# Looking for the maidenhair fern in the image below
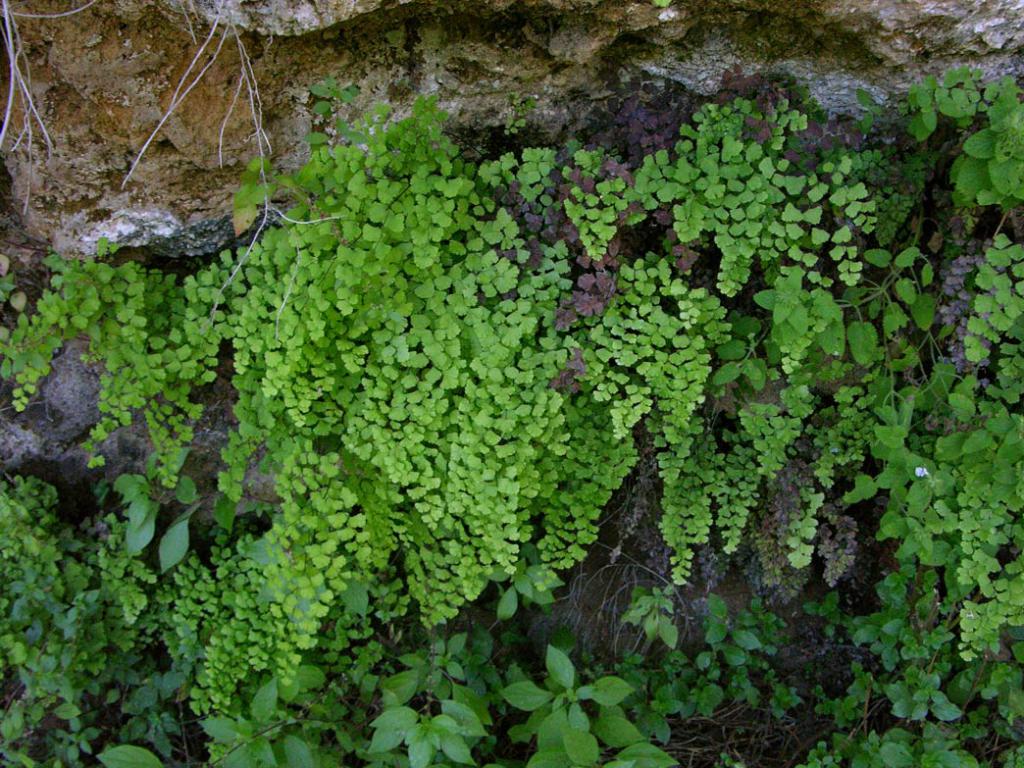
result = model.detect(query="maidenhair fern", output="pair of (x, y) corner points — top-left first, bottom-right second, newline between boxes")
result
(4, 69), (1024, 716)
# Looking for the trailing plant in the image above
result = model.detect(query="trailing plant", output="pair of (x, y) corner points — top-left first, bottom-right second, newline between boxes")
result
(0, 240), (220, 488)
(3, 67), (1024, 768)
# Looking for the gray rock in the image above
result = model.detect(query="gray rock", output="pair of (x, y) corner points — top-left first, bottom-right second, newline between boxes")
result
(146, 214), (239, 259)
(0, 341), (108, 506)
(0, 336), (240, 510)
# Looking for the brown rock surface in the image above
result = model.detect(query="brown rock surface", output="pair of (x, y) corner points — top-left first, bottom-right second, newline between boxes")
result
(0, 0), (1021, 257)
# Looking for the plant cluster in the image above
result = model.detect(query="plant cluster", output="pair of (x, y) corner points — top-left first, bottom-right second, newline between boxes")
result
(1, 476), (1023, 767)
(0, 477), (157, 765)
(1, 66), (1024, 767)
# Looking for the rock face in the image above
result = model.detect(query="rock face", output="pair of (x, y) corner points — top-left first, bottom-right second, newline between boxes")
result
(0, 0), (1022, 258)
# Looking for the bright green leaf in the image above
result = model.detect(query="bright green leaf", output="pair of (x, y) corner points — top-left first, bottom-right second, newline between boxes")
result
(502, 681), (554, 711)
(158, 517), (190, 573)
(98, 746), (163, 768)
(562, 728), (599, 766)
(546, 645), (575, 690)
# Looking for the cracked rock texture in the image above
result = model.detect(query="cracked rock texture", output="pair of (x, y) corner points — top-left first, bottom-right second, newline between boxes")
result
(0, 0), (1021, 258)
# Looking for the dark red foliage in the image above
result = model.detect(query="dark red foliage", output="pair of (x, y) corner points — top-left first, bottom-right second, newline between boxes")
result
(673, 243), (700, 273)
(549, 347), (588, 393)
(492, 81), (701, 331)
(717, 66), (802, 112)
(574, 271), (617, 316)
(585, 83), (695, 164)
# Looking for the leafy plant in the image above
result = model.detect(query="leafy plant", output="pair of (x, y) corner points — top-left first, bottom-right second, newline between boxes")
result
(500, 645), (673, 768)
(5, 67), (1024, 768)
(112, 452), (199, 570)
(506, 92), (538, 136)
(0, 477), (158, 766)
(621, 587), (679, 649)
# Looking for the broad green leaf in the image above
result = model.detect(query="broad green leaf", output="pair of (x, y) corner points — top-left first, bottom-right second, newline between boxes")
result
(114, 474), (148, 499)
(930, 692), (962, 721)
(696, 683), (724, 716)
(527, 750), (572, 768)
(250, 678), (277, 722)
(567, 702), (589, 731)
(615, 742), (676, 768)
(704, 619), (727, 645)
(562, 728), (599, 766)
(720, 644), (747, 666)
(947, 390), (975, 419)
(440, 732), (473, 764)
(911, 294), (936, 330)
(753, 290), (776, 310)
(546, 645), (575, 690)
(894, 247), (920, 269)
(706, 594), (728, 620)
(952, 156), (990, 205)
(894, 278), (917, 305)
(963, 128), (996, 159)
(126, 497), (153, 529)
(98, 746), (163, 768)
(284, 735), (316, 768)
(716, 339), (746, 360)
(370, 706), (419, 752)
(125, 510), (156, 555)
(54, 702), (80, 720)
(201, 717), (239, 744)
(453, 683), (493, 726)
(174, 476), (197, 504)
(223, 745), (253, 768)
(382, 669), (420, 706)
(497, 587), (518, 620)
(295, 664), (326, 691)
(502, 680), (553, 711)
(213, 495), (236, 532)
(538, 708), (571, 751)
(909, 108), (937, 141)
(1, 706), (23, 741)
(408, 728), (435, 768)
(593, 713), (643, 748)
(878, 741), (914, 767)
(884, 303), (909, 336)
(712, 362), (741, 387)
(583, 676), (633, 706)
(441, 700), (486, 737)
(341, 581), (370, 616)
(731, 629), (762, 651)
(961, 429), (994, 454)
(741, 358), (767, 392)
(864, 249), (891, 267)
(232, 200), (259, 237)
(846, 321), (879, 365)
(843, 474), (877, 504)
(990, 158), (1023, 195)
(159, 517), (190, 573)
(657, 619), (678, 649)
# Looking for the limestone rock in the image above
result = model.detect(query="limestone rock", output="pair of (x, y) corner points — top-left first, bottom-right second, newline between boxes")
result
(0, 0), (1021, 257)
